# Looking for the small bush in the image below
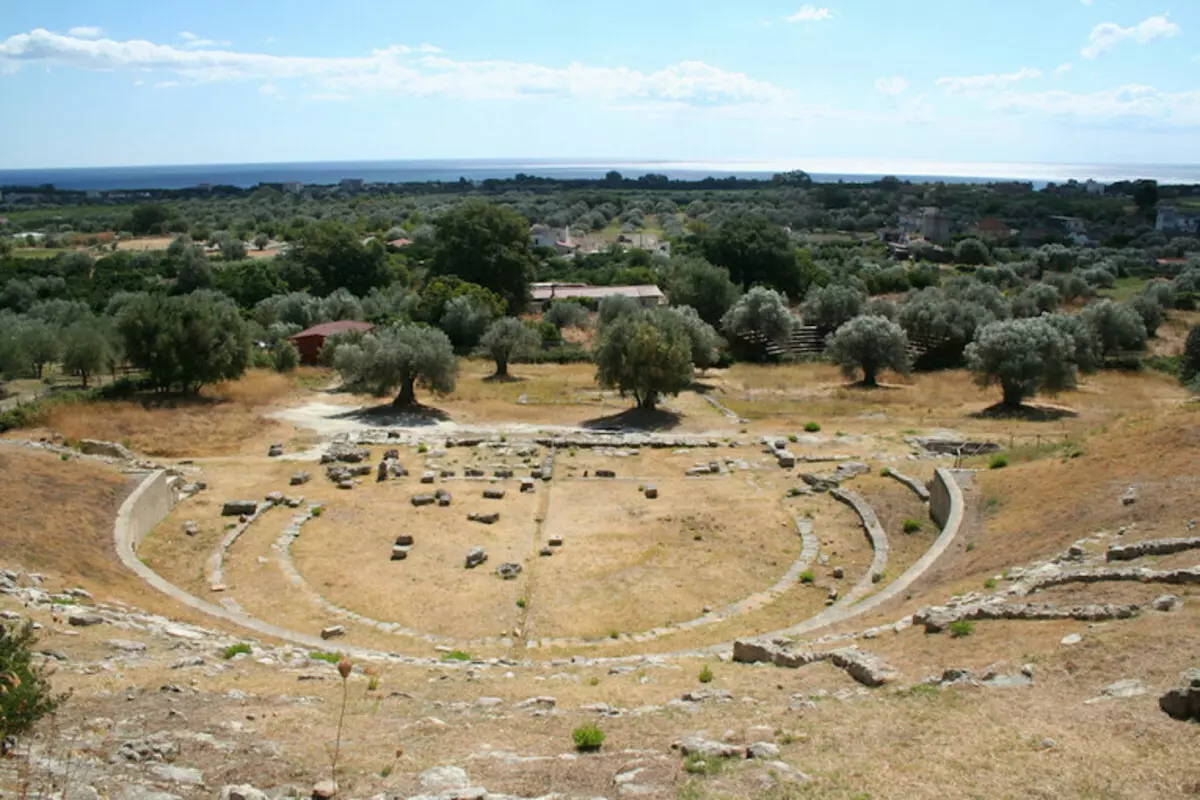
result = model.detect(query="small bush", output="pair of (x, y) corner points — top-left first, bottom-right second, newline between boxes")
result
(902, 519), (922, 534)
(588, 676), (600, 686)
(966, 542), (977, 552)
(608, 629), (620, 639)
(984, 578), (997, 590)
(310, 651), (341, 664)
(441, 650), (472, 662)
(310, 505), (323, 517)
(989, 454), (1009, 469)
(367, 675), (380, 691)
(0, 620), (70, 744)
(804, 421), (821, 433)
(788, 434), (798, 443)
(698, 664), (714, 683)
(684, 753), (724, 775)
(799, 570), (815, 584)
(222, 642), (252, 659)
(516, 598), (526, 608)
(417, 443), (428, 454)
(879, 467), (891, 477)
(573, 723), (606, 752)
(949, 620), (974, 638)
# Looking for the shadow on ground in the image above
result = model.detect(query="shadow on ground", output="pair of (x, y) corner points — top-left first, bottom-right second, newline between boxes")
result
(331, 403), (452, 428)
(582, 407), (682, 432)
(970, 402), (1079, 422)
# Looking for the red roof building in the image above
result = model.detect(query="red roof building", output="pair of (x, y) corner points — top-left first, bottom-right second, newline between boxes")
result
(287, 320), (373, 365)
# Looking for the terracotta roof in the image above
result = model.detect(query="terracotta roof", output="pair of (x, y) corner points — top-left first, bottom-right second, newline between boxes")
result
(288, 320), (374, 340)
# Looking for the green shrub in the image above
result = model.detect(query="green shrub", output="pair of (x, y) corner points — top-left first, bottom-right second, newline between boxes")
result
(949, 620), (974, 638)
(902, 519), (922, 534)
(804, 421), (821, 433)
(441, 650), (472, 662)
(273, 341), (300, 373)
(788, 434), (798, 443)
(698, 664), (714, 683)
(799, 570), (815, 584)
(608, 629), (620, 640)
(984, 578), (997, 590)
(684, 752), (724, 775)
(989, 454), (1009, 469)
(222, 642), (252, 659)
(309, 651), (341, 664)
(572, 723), (606, 752)
(516, 598), (526, 608)
(1, 620), (70, 744)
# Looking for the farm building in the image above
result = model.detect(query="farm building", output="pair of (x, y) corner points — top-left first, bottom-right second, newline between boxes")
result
(529, 283), (665, 310)
(287, 320), (373, 364)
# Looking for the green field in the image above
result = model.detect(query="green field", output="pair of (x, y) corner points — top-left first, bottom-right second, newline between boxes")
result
(3, 203), (140, 223)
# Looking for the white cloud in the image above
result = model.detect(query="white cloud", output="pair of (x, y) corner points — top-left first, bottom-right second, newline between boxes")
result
(785, 5), (833, 23)
(310, 92), (350, 102)
(1081, 14), (1180, 59)
(1055, 62), (1073, 74)
(153, 80), (178, 89)
(179, 31), (232, 49)
(997, 85), (1200, 126)
(874, 76), (909, 95)
(258, 83), (277, 94)
(0, 28), (794, 109)
(936, 67), (1042, 94)
(1081, 0), (1092, 5)
(67, 26), (104, 39)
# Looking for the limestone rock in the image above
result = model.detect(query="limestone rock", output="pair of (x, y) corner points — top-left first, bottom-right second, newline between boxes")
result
(68, 613), (105, 627)
(1121, 485), (1138, 506)
(220, 786), (269, 800)
(483, 487), (506, 500)
(221, 500), (257, 517)
(80, 439), (135, 460)
(1159, 668), (1200, 721)
(465, 548), (488, 569)
(320, 625), (345, 640)
(496, 562), (522, 580)
(1153, 594), (1183, 612)
(468, 512), (499, 525)
(746, 741), (780, 759)
(419, 766), (470, 794)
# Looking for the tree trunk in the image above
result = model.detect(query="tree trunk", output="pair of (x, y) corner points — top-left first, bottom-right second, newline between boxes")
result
(393, 376), (417, 407)
(638, 391), (658, 411)
(494, 358), (509, 378)
(1001, 383), (1024, 408)
(81, 371), (90, 389)
(862, 367), (878, 388)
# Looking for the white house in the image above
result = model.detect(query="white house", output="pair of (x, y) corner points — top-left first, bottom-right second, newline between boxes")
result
(1156, 206), (1200, 235)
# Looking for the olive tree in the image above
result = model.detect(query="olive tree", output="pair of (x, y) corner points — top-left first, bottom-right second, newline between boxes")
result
(333, 323), (457, 407)
(898, 289), (996, 369)
(118, 291), (251, 394)
(721, 286), (794, 351)
(543, 300), (590, 331)
(478, 317), (540, 378)
(60, 315), (114, 388)
(1183, 324), (1200, 382)
(825, 315), (910, 388)
(440, 294), (494, 351)
(664, 256), (740, 326)
(802, 284), (865, 330)
(15, 318), (60, 379)
(1044, 313), (1102, 374)
(594, 310), (693, 411)
(965, 317), (1077, 408)
(1129, 294), (1164, 338)
(1079, 300), (1147, 359)
(597, 294), (642, 326)
(954, 238), (992, 266)
(1011, 283), (1060, 318)
(658, 305), (722, 372)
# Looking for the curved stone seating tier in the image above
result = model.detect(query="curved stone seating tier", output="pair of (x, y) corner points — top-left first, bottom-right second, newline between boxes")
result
(116, 463), (969, 665)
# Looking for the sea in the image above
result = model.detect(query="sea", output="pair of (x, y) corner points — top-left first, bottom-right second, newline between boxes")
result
(1, 158), (1198, 192)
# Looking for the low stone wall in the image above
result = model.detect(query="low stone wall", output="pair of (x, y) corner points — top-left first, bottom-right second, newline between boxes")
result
(121, 470), (178, 549)
(929, 469), (954, 529)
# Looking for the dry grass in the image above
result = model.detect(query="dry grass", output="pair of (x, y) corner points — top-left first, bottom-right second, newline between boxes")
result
(32, 369), (323, 458)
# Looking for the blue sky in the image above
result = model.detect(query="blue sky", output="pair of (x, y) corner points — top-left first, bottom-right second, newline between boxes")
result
(0, 0), (1197, 169)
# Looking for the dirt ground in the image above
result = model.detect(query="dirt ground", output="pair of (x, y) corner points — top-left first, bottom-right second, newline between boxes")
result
(3, 363), (1199, 799)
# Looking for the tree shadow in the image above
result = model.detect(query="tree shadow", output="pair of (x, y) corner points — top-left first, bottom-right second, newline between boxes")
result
(969, 403), (1079, 422)
(332, 402), (452, 428)
(582, 407), (683, 432)
(482, 374), (526, 384)
(840, 380), (909, 391)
